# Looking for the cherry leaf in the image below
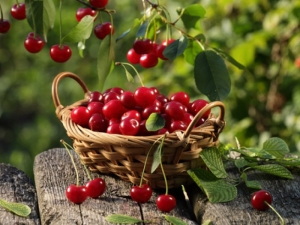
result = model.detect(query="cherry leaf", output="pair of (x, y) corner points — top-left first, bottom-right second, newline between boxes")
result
(105, 214), (143, 224)
(62, 16), (95, 43)
(184, 39), (203, 65)
(263, 137), (290, 159)
(0, 199), (31, 217)
(136, 21), (148, 38)
(240, 172), (262, 189)
(163, 36), (189, 60)
(179, 4), (206, 29)
(187, 168), (237, 203)
(151, 139), (164, 173)
(146, 113), (165, 132)
(250, 164), (294, 179)
(194, 50), (231, 101)
(25, 0), (55, 41)
(116, 18), (140, 42)
(164, 215), (187, 225)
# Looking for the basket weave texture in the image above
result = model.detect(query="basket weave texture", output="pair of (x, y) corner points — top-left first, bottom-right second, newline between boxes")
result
(52, 72), (226, 189)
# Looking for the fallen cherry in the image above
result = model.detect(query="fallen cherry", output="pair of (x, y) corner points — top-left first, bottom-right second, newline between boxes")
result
(66, 184), (87, 204)
(130, 184), (152, 203)
(156, 194), (176, 212)
(85, 177), (106, 199)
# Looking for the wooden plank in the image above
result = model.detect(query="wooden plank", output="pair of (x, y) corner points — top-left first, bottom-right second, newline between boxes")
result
(34, 148), (198, 225)
(187, 166), (300, 225)
(0, 163), (40, 225)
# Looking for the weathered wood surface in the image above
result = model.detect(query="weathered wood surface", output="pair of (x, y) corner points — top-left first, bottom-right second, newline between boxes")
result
(186, 167), (300, 225)
(34, 148), (198, 225)
(0, 163), (40, 225)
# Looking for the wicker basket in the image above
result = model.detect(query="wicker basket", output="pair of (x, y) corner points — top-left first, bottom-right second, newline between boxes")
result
(52, 72), (226, 189)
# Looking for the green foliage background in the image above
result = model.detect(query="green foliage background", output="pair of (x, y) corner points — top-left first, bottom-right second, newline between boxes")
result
(0, 0), (299, 179)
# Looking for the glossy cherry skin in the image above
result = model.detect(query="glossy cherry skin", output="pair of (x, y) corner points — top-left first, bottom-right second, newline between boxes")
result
(85, 178), (106, 198)
(11, 3), (26, 20)
(140, 53), (158, 68)
(50, 44), (72, 63)
(0, 20), (11, 33)
(156, 194), (176, 212)
(89, 113), (107, 132)
(89, 91), (103, 102)
(89, 0), (109, 8)
(102, 99), (127, 120)
(71, 106), (91, 127)
(189, 99), (210, 118)
(170, 91), (190, 107)
(251, 190), (272, 211)
(94, 22), (114, 40)
(120, 91), (136, 109)
(24, 32), (45, 53)
(121, 110), (141, 122)
(127, 48), (141, 64)
(119, 118), (140, 136)
(66, 185), (87, 204)
(76, 7), (97, 22)
(106, 123), (122, 134)
(164, 101), (185, 120)
(134, 87), (157, 108)
(133, 39), (153, 54)
(130, 184), (152, 203)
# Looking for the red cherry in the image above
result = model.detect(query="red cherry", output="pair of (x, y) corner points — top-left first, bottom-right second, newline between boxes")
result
(66, 185), (87, 204)
(50, 44), (72, 63)
(156, 44), (168, 60)
(11, 3), (26, 20)
(87, 102), (104, 115)
(164, 101), (185, 120)
(137, 120), (156, 136)
(142, 105), (160, 119)
(119, 118), (140, 136)
(71, 106), (91, 127)
(102, 99), (127, 120)
(89, 0), (109, 8)
(169, 120), (187, 133)
(251, 190), (273, 211)
(156, 194), (176, 212)
(24, 32), (45, 53)
(94, 22), (114, 40)
(156, 94), (169, 106)
(85, 178), (106, 198)
(189, 99), (210, 118)
(89, 91), (103, 102)
(121, 110), (141, 122)
(107, 123), (122, 134)
(89, 113), (107, 132)
(133, 39), (153, 54)
(140, 53), (158, 68)
(170, 91), (190, 107)
(103, 91), (120, 104)
(110, 87), (124, 95)
(0, 19), (11, 33)
(134, 87), (157, 108)
(130, 184), (152, 203)
(76, 7), (97, 22)
(162, 39), (175, 46)
(183, 113), (194, 126)
(157, 127), (169, 135)
(127, 48), (141, 64)
(120, 91), (136, 109)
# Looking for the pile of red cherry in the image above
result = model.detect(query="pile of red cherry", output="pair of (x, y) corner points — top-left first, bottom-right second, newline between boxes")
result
(127, 39), (175, 68)
(70, 86), (211, 136)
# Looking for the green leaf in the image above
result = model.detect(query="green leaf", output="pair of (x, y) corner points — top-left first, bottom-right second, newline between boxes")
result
(187, 168), (237, 203)
(146, 113), (165, 132)
(164, 215), (187, 225)
(250, 164), (294, 179)
(97, 36), (115, 91)
(212, 48), (246, 70)
(136, 22), (148, 38)
(263, 137), (290, 159)
(202, 220), (212, 225)
(105, 214), (143, 224)
(116, 18), (140, 42)
(200, 147), (228, 178)
(0, 199), (31, 217)
(25, 0), (55, 41)
(277, 157), (300, 167)
(240, 172), (262, 189)
(184, 39), (203, 65)
(163, 36), (189, 60)
(194, 50), (231, 101)
(151, 140), (164, 173)
(78, 41), (86, 58)
(234, 158), (253, 170)
(180, 4), (206, 29)
(62, 16), (95, 43)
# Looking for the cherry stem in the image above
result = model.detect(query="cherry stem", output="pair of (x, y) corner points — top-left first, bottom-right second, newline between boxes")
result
(60, 140), (80, 186)
(115, 62), (144, 86)
(0, 4), (3, 21)
(265, 201), (285, 225)
(158, 135), (168, 194)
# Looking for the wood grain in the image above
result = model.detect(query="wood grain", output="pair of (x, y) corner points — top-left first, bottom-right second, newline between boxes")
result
(0, 163), (40, 225)
(34, 148), (198, 225)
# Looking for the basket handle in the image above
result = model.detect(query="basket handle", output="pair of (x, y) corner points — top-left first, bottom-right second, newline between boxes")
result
(52, 72), (90, 108)
(184, 101), (225, 138)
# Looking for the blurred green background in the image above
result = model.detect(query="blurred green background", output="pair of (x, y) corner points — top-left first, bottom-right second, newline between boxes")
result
(1, 0), (299, 179)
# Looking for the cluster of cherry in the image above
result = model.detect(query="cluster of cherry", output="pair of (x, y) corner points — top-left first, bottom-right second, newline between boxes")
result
(70, 86), (210, 136)
(0, 0), (113, 63)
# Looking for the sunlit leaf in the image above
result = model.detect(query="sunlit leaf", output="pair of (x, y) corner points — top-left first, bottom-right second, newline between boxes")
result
(179, 4), (206, 29)
(164, 215), (187, 225)
(0, 199), (31, 217)
(250, 164), (294, 179)
(194, 50), (231, 101)
(105, 214), (143, 224)
(263, 137), (290, 159)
